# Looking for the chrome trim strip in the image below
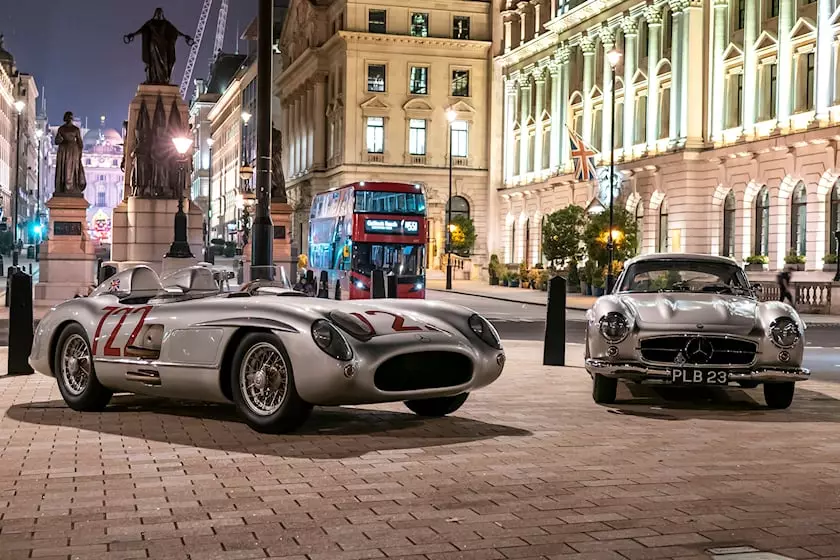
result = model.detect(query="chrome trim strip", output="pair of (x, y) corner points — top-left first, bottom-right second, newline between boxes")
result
(96, 357), (209, 369)
(194, 318), (300, 333)
(586, 359), (810, 382)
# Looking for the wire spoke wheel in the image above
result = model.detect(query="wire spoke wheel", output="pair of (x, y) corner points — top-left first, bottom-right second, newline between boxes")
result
(60, 334), (92, 397)
(239, 342), (289, 416)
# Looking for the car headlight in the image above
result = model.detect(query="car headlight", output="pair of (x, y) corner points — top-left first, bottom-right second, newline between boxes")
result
(769, 317), (800, 348)
(311, 320), (354, 361)
(599, 312), (630, 343)
(469, 314), (502, 350)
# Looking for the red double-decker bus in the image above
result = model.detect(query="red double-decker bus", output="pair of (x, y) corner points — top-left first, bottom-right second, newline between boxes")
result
(308, 181), (427, 299)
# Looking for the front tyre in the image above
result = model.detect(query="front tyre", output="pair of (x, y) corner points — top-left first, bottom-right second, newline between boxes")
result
(405, 393), (469, 417)
(54, 323), (112, 412)
(230, 332), (312, 433)
(592, 373), (618, 404)
(764, 382), (795, 409)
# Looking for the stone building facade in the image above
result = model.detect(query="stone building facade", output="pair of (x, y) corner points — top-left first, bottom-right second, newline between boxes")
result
(493, 0), (840, 278)
(276, 0), (493, 270)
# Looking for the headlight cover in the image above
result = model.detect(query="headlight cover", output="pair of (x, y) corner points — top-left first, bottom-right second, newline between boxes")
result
(599, 312), (630, 343)
(469, 314), (502, 350)
(769, 317), (800, 348)
(311, 320), (354, 361)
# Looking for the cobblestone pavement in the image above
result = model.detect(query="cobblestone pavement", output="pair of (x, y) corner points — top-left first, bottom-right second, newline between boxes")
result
(4, 342), (840, 559)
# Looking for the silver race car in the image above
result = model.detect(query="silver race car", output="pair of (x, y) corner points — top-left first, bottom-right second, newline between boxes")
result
(585, 253), (809, 409)
(29, 265), (506, 433)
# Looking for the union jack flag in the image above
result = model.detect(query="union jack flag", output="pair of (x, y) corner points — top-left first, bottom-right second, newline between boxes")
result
(108, 278), (120, 292)
(568, 127), (598, 182)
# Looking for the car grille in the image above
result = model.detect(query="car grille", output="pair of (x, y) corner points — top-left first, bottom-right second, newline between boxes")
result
(639, 336), (757, 366)
(374, 351), (473, 392)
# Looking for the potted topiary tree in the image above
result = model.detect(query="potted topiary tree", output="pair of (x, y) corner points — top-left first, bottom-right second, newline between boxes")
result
(519, 262), (529, 288)
(488, 254), (501, 285)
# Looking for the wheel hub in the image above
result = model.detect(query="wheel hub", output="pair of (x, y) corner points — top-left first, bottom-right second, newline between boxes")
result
(253, 370), (267, 390)
(67, 357), (79, 376)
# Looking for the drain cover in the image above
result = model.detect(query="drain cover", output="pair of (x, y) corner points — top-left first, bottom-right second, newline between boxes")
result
(707, 547), (794, 560)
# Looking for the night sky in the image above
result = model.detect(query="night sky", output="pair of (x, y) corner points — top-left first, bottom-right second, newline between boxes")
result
(0, 0), (258, 130)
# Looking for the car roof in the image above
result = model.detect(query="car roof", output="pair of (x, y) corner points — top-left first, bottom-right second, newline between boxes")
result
(623, 253), (739, 266)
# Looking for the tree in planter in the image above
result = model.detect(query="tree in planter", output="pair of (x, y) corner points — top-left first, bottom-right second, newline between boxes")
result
(583, 206), (638, 268)
(449, 215), (476, 257)
(488, 254), (501, 285)
(542, 205), (586, 268)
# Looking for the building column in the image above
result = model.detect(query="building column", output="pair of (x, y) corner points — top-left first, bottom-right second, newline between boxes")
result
(669, 1), (683, 145)
(622, 18), (638, 154)
(645, 6), (662, 152)
(558, 45), (572, 167)
(742, 0), (759, 135)
(777, 0), (795, 129)
(682, 0), (704, 147)
(519, 78), (532, 176)
(601, 27), (616, 157)
(503, 11), (515, 52)
(289, 96), (297, 176)
(504, 78), (518, 182)
(295, 95), (304, 175)
(816, 0), (833, 122)
(518, 4), (530, 45)
(313, 75), (327, 169)
(548, 62), (561, 171)
(581, 37), (596, 148)
(711, 0), (728, 141)
(534, 72), (546, 172)
(531, 0), (543, 37)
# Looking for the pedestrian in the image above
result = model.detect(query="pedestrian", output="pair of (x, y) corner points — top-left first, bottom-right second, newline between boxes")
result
(777, 265), (794, 307)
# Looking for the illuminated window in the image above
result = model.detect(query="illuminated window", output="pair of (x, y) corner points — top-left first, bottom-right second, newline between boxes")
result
(368, 9), (386, 33)
(451, 70), (470, 97)
(453, 16), (470, 39)
(410, 13), (429, 37)
(450, 120), (468, 158)
(366, 117), (384, 153)
(754, 186), (770, 255)
(367, 64), (386, 92)
(722, 191), (735, 257)
(409, 66), (428, 95)
(790, 182), (807, 255)
(408, 119), (426, 155)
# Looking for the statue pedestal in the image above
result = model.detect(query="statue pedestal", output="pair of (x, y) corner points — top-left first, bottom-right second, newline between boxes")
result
(272, 202), (295, 283)
(111, 197), (203, 275)
(34, 195), (98, 305)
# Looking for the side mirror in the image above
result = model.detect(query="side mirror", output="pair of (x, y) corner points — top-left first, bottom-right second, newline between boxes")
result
(751, 283), (763, 293)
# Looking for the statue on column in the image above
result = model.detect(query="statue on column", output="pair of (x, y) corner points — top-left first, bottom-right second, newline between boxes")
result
(123, 8), (194, 85)
(131, 102), (152, 197)
(54, 111), (87, 196)
(271, 127), (288, 204)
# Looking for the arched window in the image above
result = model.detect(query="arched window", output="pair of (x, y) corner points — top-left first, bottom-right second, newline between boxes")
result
(657, 198), (669, 252)
(754, 187), (770, 256)
(540, 215), (546, 264)
(635, 202), (644, 254)
(446, 196), (470, 220)
(722, 191), (736, 257)
(830, 182), (840, 256)
(524, 218), (531, 266)
(790, 182), (807, 256)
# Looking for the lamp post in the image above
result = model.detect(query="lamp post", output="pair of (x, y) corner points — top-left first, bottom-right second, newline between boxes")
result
(606, 48), (622, 293)
(834, 230), (840, 282)
(11, 99), (25, 267)
(445, 107), (457, 290)
(166, 136), (195, 259)
(34, 128), (43, 261)
(205, 137), (215, 263)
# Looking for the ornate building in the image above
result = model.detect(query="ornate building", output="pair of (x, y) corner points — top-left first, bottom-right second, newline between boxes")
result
(276, 0), (493, 269)
(493, 0), (840, 277)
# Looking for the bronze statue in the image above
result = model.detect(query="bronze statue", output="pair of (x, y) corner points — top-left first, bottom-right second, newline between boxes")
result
(271, 127), (287, 204)
(54, 112), (86, 195)
(131, 101), (152, 197)
(123, 8), (194, 85)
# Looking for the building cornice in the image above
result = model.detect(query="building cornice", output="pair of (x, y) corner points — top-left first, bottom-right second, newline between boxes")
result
(337, 31), (491, 53)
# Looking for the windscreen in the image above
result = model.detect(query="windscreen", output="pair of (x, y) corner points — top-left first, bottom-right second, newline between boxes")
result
(617, 260), (751, 295)
(352, 242), (425, 277)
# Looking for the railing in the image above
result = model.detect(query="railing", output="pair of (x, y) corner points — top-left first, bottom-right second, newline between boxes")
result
(407, 154), (427, 165)
(756, 282), (833, 314)
(366, 153), (385, 163)
(453, 157), (469, 167)
(441, 254), (467, 270)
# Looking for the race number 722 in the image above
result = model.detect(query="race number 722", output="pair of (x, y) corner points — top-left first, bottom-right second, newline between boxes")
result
(92, 306), (153, 357)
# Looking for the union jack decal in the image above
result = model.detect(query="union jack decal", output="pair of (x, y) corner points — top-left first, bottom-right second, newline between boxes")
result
(108, 278), (121, 292)
(568, 127), (598, 182)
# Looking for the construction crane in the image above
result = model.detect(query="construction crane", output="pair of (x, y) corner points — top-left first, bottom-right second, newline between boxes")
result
(179, 0), (230, 99)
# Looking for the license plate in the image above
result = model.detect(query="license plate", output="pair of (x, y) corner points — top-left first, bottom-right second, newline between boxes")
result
(667, 368), (729, 385)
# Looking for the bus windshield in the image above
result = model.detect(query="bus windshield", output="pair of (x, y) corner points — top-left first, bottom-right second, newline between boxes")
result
(352, 243), (425, 277)
(355, 191), (426, 215)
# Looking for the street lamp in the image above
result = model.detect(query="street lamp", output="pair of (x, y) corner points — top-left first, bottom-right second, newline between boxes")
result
(205, 137), (215, 263)
(606, 48), (622, 293)
(11, 99), (25, 267)
(445, 107), (457, 291)
(166, 136), (194, 259)
(34, 128), (43, 261)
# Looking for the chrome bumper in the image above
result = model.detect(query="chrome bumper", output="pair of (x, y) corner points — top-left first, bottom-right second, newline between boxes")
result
(585, 359), (810, 383)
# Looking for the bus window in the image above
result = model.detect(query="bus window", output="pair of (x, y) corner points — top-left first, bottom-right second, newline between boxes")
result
(355, 191), (426, 215)
(353, 243), (425, 277)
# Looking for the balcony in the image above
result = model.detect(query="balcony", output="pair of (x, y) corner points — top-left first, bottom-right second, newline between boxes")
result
(365, 152), (385, 164)
(406, 154), (427, 165)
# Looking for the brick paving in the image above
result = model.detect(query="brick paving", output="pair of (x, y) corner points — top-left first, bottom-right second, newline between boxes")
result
(3, 342), (840, 559)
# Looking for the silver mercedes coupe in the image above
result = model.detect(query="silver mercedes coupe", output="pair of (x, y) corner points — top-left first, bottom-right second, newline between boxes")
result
(585, 253), (809, 409)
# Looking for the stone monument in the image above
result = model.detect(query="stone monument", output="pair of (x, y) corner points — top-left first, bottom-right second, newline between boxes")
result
(34, 112), (98, 305)
(270, 128), (294, 281)
(109, 9), (203, 275)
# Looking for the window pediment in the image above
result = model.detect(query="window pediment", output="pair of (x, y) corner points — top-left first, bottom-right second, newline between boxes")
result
(722, 42), (744, 62)
(403, 98), (433, 119)
(632, 68), (648, 86)
(754, 30), (778, 51)
(448, 100), (477, 122)
(790, 17), (816, 41)
(360, 95), (389, 117)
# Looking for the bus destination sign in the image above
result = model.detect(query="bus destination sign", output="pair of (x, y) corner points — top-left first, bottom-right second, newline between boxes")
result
(364, 218), (420, 235)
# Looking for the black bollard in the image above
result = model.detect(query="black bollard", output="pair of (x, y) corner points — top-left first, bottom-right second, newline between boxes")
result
(7, 270), (34, 375)
(371, 270), (386, 299)
(387, 273), (397, 298)
(318, 271), (329, 298)
(4, 266), (15, 307)
(543, 275), (566, 367)
(334, 279), (341, 300)
(27, 263), (32, 276)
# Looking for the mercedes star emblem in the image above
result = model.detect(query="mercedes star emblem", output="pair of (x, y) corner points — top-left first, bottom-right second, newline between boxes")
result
(684, 337), (714, 364)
